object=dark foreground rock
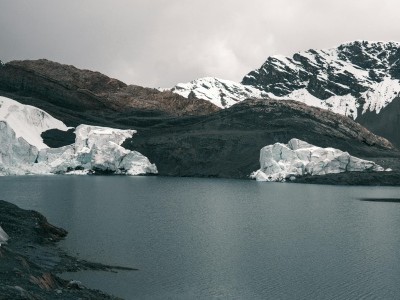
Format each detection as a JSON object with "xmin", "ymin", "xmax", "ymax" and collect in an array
[{"xmin": 0, "ymin": 200, "xmax": 134, "ymax": 299}]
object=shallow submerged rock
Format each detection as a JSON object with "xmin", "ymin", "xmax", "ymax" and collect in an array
[{"xmin": 251, "ymin": 138, "xmax": 385, "ymax": 182}]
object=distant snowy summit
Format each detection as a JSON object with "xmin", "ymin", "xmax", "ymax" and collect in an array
[
  {"xmin": 169, "ymin": 77, "xmax": 270, "ymax": 108},
  {"xmin": 169, "ymin": 41, "xmax": 400, "ymax": 118}
]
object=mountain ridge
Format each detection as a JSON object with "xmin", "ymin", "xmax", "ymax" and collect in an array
[{"xmin": 0, "ymin": 59, "xmax": 220, "ymax": 127}]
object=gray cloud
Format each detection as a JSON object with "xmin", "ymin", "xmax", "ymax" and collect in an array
[{"xmin": 1, "ymin": 0, "xmax": 399, "ymax": 87}]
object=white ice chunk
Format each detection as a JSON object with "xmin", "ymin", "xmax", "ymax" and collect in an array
[{"xmin": 251, "ymin": 138, "xmax": 384, "ymax": 182}]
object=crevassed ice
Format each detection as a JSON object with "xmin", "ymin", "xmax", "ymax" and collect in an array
[{"xmin": 0, "ymin": 98, "xmax": 158, "ymax": 176}]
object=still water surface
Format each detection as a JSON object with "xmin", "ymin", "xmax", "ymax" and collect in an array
[{"xmin": 0, "ymin": 176, "xmax": 400, "ymax": 299}]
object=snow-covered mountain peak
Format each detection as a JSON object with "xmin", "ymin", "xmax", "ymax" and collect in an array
[
  {"xmin": 241, "ymin": 40, "xmax": 400, "ymax": 118},
  {"xmin": 244, "ymin": 40, "xmax": 400, "ymax": 94},
  {"xmin": 168, "ymin": 41, "xmax": 400, "ymax": 120},
  {"xmin": 0, "ymin": 96, "xmax": 70, "ymax": 149}
]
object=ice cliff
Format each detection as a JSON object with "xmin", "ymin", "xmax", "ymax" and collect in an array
[
  {"xmin": 0, "ymin": 97, "xmax": 157, "ymax": 176},
  {"xmin": 251, "ymin": 138, "xmax": 385, "ymax": 182},
  {"xmin": 0, "ymin": 96, "xmax": 70, "ymax": 149},
  {"xmin": 36, "ymin": 125, "xmax": 158, "ymax": 175}
]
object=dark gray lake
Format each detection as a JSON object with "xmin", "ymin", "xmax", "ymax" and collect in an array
[{"xmin": 1, "ymin": 176, "xmax": 400, "ymax": 299}]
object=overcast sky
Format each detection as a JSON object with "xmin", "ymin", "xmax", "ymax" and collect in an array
[{"xmin": 1, "ymin": 0, "xmax": 399, "ymax": 87}]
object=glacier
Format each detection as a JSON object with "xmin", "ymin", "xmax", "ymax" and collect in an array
[
  {"xmin": 0, "ymin": 97, "xmax": 157, "ymax": 176},
  {"xmin": 250, "ymin": 138, "xmax": 385, "ymax": 182}
]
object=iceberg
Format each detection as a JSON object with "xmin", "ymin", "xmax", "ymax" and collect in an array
[{"xmin": 251, "ymin": 138, "xmax": 384, "ymax": 182}]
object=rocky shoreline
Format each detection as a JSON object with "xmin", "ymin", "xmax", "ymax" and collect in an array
[{"xmin": 0, "ymin": 200, "xmax": 134, "ymax": 299}]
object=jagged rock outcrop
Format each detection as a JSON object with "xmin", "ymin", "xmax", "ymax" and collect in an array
[
  {"xmin": 251, "ymin": 138, "xmax": 385, "ymax": 182},
  {"xmin": 242, "ymin": 41, "xmax": 400, "ymax": 119}
]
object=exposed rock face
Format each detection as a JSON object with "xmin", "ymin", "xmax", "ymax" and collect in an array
[
  {"xmin": 0, "ymin": 59, "xmax": 220, "ymax": 128},
  {"xmin": 251, "ymin": 138, "xmax": 385, "ymax": 182},
  {"xmin": 356, "ymin": 97, "xmax": 400, "ymax": 147}
]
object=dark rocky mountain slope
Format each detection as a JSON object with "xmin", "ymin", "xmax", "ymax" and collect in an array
[
  {"xmin": 124, "ymin": 99, "xmax": 400, "ymax": 182},
  {"xmin": 0, "ymin": 59, "xmax": 219, "ymax": 128},
  {"xmin": 0, "ymin": 58, "xmax": 399, "ymax": 184}
]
